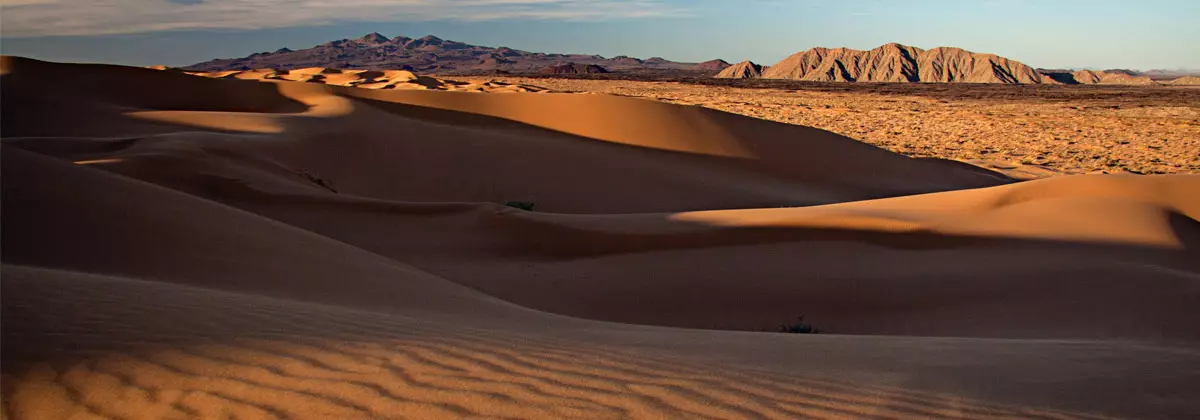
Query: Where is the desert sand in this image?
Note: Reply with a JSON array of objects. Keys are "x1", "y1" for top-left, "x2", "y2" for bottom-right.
[
  {"x1": 489, "y1": 76, "x2": 1200, "y2": 178},
  {"x1": 3, "y1": 56, "x2": 1200, "y2": 419}
]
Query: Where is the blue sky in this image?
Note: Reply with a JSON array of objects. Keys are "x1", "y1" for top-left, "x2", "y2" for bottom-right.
[{"x1": 1, "y1": 0, "x2": 1197, "y2": 70}]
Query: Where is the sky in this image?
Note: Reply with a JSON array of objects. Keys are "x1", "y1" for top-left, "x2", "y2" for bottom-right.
[{"x1": 1, "y1": 0, "x2": 1198, "y2": 70}]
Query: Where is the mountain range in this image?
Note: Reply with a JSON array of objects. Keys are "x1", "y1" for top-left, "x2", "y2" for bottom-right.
[
  {"x1": 718, "y1": 44, "x2": 1199, "y2": 85},
  {"x1": 186, "y1": 33, "x2": 1199, "y2": 85},
  {"x1": 185, "y1": 33, "x2": 713, "y2": 74}
]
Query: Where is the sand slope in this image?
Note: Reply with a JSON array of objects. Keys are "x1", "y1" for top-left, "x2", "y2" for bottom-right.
[{"x1": 4, "y1": 56, "x2": 1200, "y2": 419}]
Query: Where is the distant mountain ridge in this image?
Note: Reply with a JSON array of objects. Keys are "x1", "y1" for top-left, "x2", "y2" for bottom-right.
[
  {"x1": 742, "y1": 43, "x2": 1042, "y2": 83},
  {"x1": 695, "y1": 59, "x2": 732, "y2": 71},
  {"x1": 185, "y1": 32, "x2": 716, "y2": 74},
  {"x1": 718, "y1": 43, "x2": 1195, "y2": 85},
  {"x1": 1038, "y1": 69, "x2": 1157, "y2": 85},
  {"x1": 186, "y1": 34, "x2": 1197, "y2": 84}
]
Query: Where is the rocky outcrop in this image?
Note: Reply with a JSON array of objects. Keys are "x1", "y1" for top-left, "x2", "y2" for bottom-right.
[
  {"x1": 1036, "y1": 68, "x2": 1161, "y2": 85},
  {"x1": 541, "y1": 63, "x2": 609, "y2": 74},
  {"x1": 1165, "y1": 76, "x2": 1200, "y2": 85},
  {"x1": 714, "y1": 61, "x2": 765, "y2": 79},
  {"x1": 695, "y1": 59, "x2": 732, "y2": 71},
  {"x1": 1070, "y1": 69, "x2": 1158, "y2": 85},
  {"x1": 756, "y1": 43, "x2": 1042, "y2": 84}
]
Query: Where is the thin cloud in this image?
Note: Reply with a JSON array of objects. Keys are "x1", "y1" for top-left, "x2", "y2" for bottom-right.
[{"x1": 0, "y1": 0, "x2": 685, "y2": 37}]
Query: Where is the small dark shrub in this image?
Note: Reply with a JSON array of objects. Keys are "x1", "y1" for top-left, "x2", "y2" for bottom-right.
[
  {"x1": 779, "y1": 316, "x2": 820, "y2": 334},
  {"x1": 299, "y1": 170, "x2": 337, "y2": 193},
  {"x1": 504, "y1": 201, "x2": 536, "y2": 211}
]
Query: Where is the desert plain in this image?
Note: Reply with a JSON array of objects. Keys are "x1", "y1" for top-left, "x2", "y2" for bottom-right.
[
  {"x1": 3, "y1": 55, "x2": 1200, "y2": 420},
  {"x1": 486, "y1": 76, "x2": 1200, "y2": 178}
]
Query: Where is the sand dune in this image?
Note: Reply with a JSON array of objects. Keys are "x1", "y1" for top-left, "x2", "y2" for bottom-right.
[
  {"x1": 491, "y1": 76, "x2": 1200, "y2": 177},
  {"x1": 187, "y1": 67, "x2": 551, "y2": 92},
  {"x1": 4, "y1": 55, "x2": 1200, "y2": 419}
]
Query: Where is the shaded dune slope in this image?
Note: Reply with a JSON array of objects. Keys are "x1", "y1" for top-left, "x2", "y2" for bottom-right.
[{"x1": 4, "y1": 56, "x2": 1200, "y2": 419}]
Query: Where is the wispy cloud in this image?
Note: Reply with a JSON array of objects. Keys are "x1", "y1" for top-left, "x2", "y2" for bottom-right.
[{"x1": 0, "y1": 0, "x2": 685, "y2": 37}]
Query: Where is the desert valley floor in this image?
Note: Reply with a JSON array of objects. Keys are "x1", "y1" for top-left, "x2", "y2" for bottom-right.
[{"x1": 2, "y1": 57, "x2": 1200, "y2": 419}]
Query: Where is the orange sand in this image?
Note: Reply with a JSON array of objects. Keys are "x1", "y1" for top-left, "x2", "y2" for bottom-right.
[{"x1": 3, "y1": 56, "x2": 1199, "y2": 419}]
